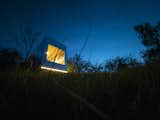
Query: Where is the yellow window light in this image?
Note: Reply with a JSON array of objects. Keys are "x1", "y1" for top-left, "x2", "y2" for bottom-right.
[{"x1": 46, "y1": 44, "x2": 65, "y2": 65}]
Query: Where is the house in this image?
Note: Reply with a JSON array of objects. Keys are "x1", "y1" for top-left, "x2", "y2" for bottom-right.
[{"x1": 39, "y1": 38, "x2": 67, "y2": 73}]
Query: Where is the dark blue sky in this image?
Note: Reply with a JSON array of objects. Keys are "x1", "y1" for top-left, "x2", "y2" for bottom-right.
[{"x1": 1, "y1": 0, "x2": 160, "y2": 63}]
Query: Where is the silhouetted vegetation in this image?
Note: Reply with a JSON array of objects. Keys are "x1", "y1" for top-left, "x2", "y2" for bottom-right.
[
  {"x1": 0, "y1": 61, "x2": 160, "y2": 120},
  {"x1": 0, "y1": 48, "x2": 41, "y2": 71},
  {"x1": 67, "y1": 54, "x2": 103, "y2": 73},
  {"x1": 0, "y1": 48, "x2": 22, "y2": 71},
  {"x1": 134, "y1": 22, "x2": 160, "y2": 63},
  {"x1": 104, "y1": 56, "x2": 141, "y2": 72},
  {"x1": 21, "y1": 54, "x2": 42, "y2": 71},
  {"x1": 67, "y1": 55, "x2": 141, "y2": 73}
]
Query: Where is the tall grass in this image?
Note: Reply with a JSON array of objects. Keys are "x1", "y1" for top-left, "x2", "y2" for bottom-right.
[{"x1": 0, "y1": 63, "x2": 160, "y2": 120}]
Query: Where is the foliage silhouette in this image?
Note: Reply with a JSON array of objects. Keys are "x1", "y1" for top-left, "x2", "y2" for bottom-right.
[
  {"x1": 21, "y1": 54, "x2": 42, "y2": 71},
  {"x1": 0, "y1": 48, "x2": 22, "y2": 71},
  {"x1": 104, "y1": 56, "x2": 141, "y2": 72},
  {"x1": 134, "y1": 22, "x2": 160, "y2": 62},
  {"x1": 67, "y1": 54, "x2": 103, "y2": 73}
]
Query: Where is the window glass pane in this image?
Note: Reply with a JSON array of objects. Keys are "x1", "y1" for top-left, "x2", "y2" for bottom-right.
[{"x1": 46, "y1": 44, "x2": 65, "y2": 65}]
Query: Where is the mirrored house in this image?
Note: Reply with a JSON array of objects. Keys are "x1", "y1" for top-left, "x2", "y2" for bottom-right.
[{"x1": 38, "y1": 38, "x2": 67, "y2": 73}]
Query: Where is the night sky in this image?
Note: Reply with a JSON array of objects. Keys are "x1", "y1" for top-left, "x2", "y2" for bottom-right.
[{"x1": 1, "y1": 0, "x2": 160, "y2": 63}]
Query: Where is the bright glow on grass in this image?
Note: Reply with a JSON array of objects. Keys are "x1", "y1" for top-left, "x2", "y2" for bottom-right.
[{"x1": 41, "y1": 66, "x2": 68, "y2": 73}]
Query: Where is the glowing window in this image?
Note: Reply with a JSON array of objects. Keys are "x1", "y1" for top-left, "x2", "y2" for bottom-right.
[{"x1": 46, "y1": 44, "x2": 65, "y2": 65}]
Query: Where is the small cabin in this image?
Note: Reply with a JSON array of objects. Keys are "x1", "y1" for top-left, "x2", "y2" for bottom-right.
[{"x1": 39, "y1": 39, "x2": 67, "y2": 73}]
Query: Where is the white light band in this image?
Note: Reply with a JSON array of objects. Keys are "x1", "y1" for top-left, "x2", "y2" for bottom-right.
[{"x1": 41, "y1": 66, "x2": 68, "y2": 73}]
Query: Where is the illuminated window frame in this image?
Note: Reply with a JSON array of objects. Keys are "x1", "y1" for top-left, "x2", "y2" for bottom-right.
[{"x1": 46, "y1": 44, "x2": 65, "y2": 65}]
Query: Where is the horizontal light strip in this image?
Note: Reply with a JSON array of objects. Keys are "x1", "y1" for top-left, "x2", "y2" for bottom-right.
[{"x1": 41, "y1": 66, "x2": 68, "y2": 73}]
